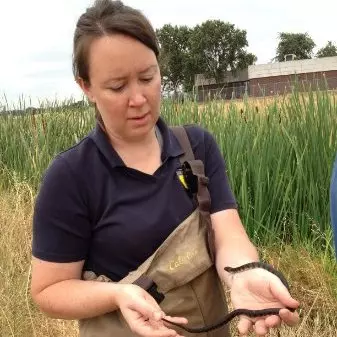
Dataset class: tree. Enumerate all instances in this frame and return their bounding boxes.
[275,32,316,62]
[156,20,257,93]
[316,41,337,58]
[189,20,257,84]
[156,25,197,95]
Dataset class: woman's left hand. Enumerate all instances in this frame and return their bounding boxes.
[229,267,300,336]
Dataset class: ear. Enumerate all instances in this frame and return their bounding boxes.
[76,77,96,103]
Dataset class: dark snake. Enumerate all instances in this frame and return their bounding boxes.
[162,262,297,333]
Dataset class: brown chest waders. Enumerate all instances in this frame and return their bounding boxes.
[79,126,230,337]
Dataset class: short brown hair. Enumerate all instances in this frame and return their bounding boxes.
[72,0,159,84]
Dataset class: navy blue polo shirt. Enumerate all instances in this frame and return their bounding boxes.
[32,117,237,281]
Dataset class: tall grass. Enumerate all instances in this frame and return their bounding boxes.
[1,89,336,251]
[1,88,337,337]
[0,103,93,190]
[0,183,78,337]
[0,183,336,337]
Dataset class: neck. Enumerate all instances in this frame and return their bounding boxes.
[105,126,162,173]
[107,127,157,152]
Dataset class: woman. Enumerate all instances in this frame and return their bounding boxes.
[30,1,300,336]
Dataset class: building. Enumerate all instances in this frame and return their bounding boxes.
[195,56,337,101]
[194,69,249,101]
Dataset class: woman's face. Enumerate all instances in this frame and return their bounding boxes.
[79,34,161,143]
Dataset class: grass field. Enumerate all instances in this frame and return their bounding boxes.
[0,88,337,336]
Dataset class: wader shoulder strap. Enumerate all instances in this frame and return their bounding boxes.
[170,126,195,162]
[170,125,216,263]
[133,125,216,300]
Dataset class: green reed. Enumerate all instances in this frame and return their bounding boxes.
[1,88,336,252]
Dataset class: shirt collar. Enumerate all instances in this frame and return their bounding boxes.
[89,116,184,169]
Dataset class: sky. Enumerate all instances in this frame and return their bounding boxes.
[0,0,336,108]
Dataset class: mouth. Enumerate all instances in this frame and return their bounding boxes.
[128,112,149,120]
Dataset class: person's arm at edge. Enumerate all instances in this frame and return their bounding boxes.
[211,209,260,288]
[30,155,161,322]
[31,257,124,320]
[197,126,260,287]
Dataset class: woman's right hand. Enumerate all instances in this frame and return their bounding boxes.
[115,284,188,337]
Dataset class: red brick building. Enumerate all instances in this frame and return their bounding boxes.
[195,56,337,101]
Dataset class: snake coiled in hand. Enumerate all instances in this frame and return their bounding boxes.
[162,262,297,333]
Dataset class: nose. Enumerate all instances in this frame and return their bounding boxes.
[128,86,146,107]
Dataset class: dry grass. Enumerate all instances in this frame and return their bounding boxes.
[196,90,337,115]
[1,181,336,337]
[0,183,78,337]
[197,96,281,113]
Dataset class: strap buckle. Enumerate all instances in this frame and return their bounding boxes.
[133,275,165,304]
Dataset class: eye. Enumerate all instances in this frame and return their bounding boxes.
[109,85,124,92]
[141,77,153,83]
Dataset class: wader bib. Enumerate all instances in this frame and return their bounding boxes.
[79,126,230,337]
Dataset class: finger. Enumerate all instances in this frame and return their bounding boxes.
[163,315,188,325]
[122,307,164,334]
[133,325,178,337]
[149,318,185,337]
[144,290,188,326]
[129,319,179,337]
[128,296,164,321]
[265,315,281,328]
[253,319,269,336]
[270,279,300,309]
[237,317,253,335]
[279,308,300,326]
[143,293,167,319]
[148,317,164,330]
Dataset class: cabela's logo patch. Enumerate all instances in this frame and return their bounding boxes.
[169,249,198,271]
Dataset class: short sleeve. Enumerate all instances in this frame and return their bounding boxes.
[203,129,238,213]
[32,155,91,262]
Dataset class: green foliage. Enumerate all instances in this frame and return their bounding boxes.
[190,20,256,83]
[162,90,337,254]
[1,88,336,255]
[0,105,95,190]
[316,41,337,58]
[156,24,198,94]
[156,20,257,93]
[275,32,316,62]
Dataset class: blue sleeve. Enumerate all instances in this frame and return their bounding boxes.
[32,155,91,262]
[330,153,337,259]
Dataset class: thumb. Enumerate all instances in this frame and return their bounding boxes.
[129,296,163,321]
[237,316,254,335]
[270,277,299,309]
